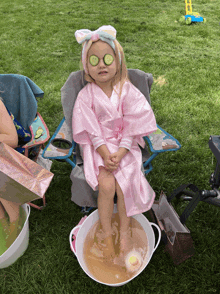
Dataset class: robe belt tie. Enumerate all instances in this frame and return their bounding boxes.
[101,127,123,140]
[115,127,123,140]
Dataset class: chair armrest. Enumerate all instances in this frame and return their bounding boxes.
[23,112,50,149]
[42,117,75,161]
[144,124,181,153]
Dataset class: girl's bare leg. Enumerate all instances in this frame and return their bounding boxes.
[97,167,116,259]
[115,181,132,255]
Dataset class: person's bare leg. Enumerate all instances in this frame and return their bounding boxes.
[115,181,132,255]
[97,167,115,259]
[0,201,5,219]
[0,199,21,240]
[0,198,20,223]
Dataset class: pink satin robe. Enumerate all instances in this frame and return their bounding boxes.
[72,81,157,217]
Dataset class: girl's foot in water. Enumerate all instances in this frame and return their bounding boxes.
[95,229,115,262]
[119,228,132,256]
[113,228,133,267]
[102,234,115,262]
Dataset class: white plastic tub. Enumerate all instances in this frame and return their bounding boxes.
[69,204,161,287]
[0,204,30,269]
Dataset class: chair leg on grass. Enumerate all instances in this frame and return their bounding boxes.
[27,194,46,210]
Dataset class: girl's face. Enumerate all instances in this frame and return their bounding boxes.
[87,40,117,88]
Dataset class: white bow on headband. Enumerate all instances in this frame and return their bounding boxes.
[75,25,117,48]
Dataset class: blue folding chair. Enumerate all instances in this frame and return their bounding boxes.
[42,69,181,213]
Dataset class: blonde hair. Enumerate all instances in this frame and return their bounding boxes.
[80,39,129,97]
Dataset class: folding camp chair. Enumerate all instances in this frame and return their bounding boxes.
[0,74,50,210]
[167,135,220,223]
[42,69,181,213]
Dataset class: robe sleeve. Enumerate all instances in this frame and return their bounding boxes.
[88,134,105,149]
[119,136,133,150]
[72,88,104,145]
[122,82,157,148]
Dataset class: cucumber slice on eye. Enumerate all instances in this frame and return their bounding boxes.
[104,54,114,66]
[89,55,99,66]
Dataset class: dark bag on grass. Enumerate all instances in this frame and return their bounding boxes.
[148,191,195,265]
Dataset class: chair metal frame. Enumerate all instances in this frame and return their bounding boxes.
[42,70,181,213]
[167,135,220,223]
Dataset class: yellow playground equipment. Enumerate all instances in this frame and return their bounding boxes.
[179,0,206,25]
[185,0,193,15]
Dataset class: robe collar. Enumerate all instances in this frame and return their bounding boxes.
[91,82,122,118]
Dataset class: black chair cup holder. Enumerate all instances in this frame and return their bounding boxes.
[51,138,73,162]
[51,138,72,150]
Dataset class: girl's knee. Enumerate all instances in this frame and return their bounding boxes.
[98,168,115,196]
[99,178,115,196]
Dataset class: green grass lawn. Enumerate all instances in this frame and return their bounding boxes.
[1,0,220,293]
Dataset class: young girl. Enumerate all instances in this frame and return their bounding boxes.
[72,25,157,261]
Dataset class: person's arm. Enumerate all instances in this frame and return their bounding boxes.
[89,134,105,150]
[117,147,129,159]
[119,136,133,151]
[109,147,129,165]
[96,144,119,171]
[96,144,110,159]
[89,134,119,171]
[108,136,132,164]
[0,100,18,148]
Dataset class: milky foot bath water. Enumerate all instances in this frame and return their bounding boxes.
[83,212,148,284]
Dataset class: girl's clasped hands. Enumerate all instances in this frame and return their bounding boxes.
[104,151,123,172]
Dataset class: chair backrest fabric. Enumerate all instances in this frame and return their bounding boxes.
[0,74,44,130]
[61,69,153,134]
